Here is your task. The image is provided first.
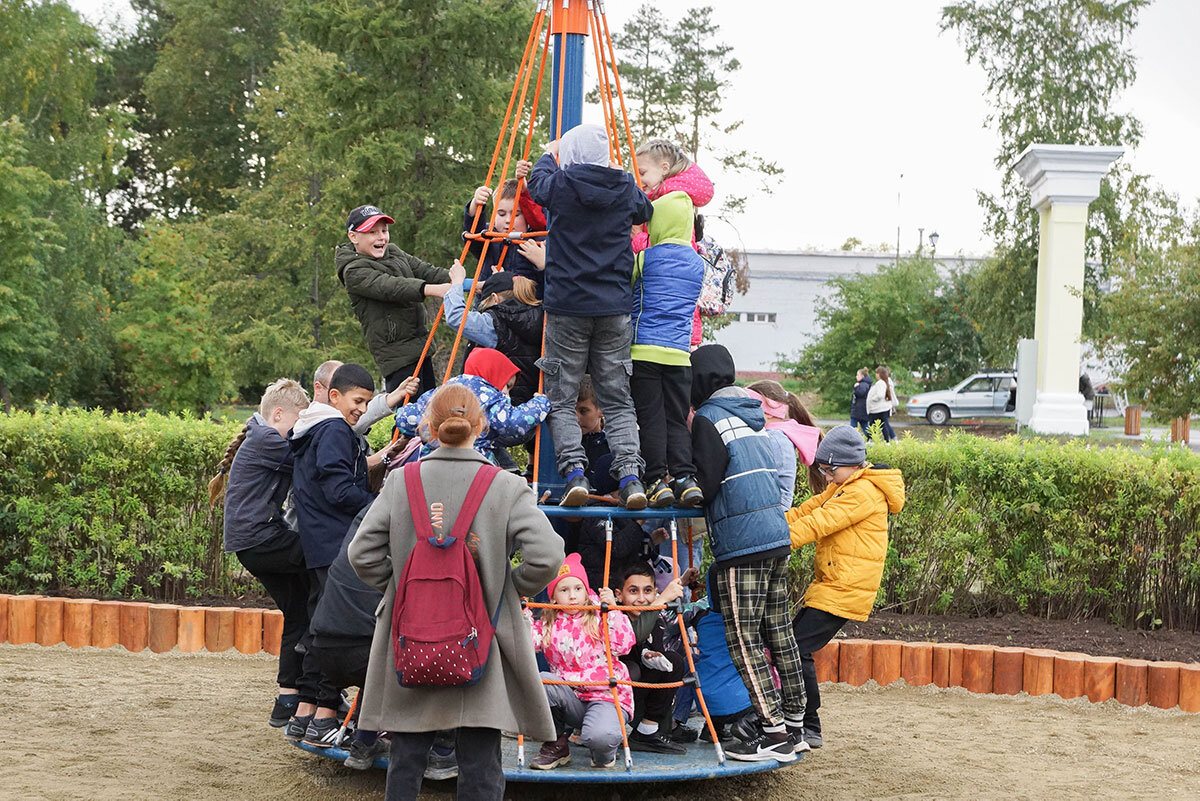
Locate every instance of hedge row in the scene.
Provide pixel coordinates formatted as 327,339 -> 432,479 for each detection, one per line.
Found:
2,410 -> 1199,627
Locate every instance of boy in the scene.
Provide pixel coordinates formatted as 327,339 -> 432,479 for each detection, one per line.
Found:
287,362 -> 379,745
690,344 -> 807,763
464,179 -> 547,294
336,204 -> 456,393
222,379 -> 325,730
785,425 -> 905,748
613,562 -> 693,754
522,124 -> 654,509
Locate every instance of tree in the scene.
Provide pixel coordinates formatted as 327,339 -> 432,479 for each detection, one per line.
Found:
941,0 -> 1146,363
609,5 -> 680,142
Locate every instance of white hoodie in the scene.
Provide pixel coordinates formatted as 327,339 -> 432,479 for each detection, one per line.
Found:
290,401 -> 349,438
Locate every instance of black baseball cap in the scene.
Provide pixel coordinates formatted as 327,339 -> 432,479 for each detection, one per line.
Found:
347,205 -> 395,233
480,271 -> 515,297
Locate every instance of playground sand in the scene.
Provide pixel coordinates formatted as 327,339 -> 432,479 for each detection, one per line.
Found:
2,645 -> 1197,800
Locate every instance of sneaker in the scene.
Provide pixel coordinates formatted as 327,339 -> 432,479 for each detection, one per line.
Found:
269,695 -> 299,728
670,476 -> 704,508
724,727 -> 798,764
802,729 -> 822,749
424,746 -> 458,780
559,470 -> 590,507
284,713 -> 313,742
344,737 -> 388,770
302,716 -> 343,749
784,725 -> 814,753
668,722 -> 699,743
629,728 -> 686,754
591,756 -> 617,768
531,733 -> 572,770
646,478 -> 676,509
618,477 -> 647,510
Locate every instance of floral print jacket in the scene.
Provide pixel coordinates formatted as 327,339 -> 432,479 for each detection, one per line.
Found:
528,598 -> 636,716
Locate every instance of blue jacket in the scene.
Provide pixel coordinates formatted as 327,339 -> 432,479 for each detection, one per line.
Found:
632,191 -> 703,366
851,377 -> 872,419
694,389 -> 791,564
394,374 -> 550,463
289,409 -> 376,569
525,153 -> 653,318
223,414 -> 294,553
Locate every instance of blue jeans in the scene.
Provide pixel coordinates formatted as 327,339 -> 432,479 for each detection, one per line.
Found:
539,313 -> 644,479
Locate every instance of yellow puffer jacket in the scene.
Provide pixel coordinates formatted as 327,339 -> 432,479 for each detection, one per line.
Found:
785,465 -> 905,621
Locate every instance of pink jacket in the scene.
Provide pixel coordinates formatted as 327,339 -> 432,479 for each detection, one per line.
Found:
529,598 -> 636,715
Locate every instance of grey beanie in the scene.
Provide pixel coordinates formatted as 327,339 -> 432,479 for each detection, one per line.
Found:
814,424 -> 867,467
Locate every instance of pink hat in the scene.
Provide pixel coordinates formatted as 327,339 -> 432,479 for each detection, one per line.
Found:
547,553 -> 592,598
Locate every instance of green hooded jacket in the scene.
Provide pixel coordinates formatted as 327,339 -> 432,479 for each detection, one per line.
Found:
336,242 -> 451,376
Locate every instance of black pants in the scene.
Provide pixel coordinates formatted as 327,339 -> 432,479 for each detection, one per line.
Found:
386,727 -> 502,801
630,361 -> 694,483
385,358 -> 437,395
626,650 -> 687,726
235,530 -> 324,704
791,606 -> 849,733
866,411 -> 894,442
301,566 -> 343,709
310,641 -> 371,691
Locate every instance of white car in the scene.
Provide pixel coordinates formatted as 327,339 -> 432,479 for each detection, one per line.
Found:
907,371 -> 1016,426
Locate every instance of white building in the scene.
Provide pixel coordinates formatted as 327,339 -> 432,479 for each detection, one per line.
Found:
712,249 -> 988,373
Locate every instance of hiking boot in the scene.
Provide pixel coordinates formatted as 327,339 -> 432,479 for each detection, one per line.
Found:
618,477 -> 648,510
668,722 -> 699,743
284,713 -> 313,742
629,728 -> 686,754
302,716 -> 343,749
646,478 -> 676,509
670,476 -> 704,508
531,733 -> 572,770
724,725 -> 798,763
424,744 -> 458,780
559,470 -> 590,507
344,737 -> 388,770
269,695 -> 299,728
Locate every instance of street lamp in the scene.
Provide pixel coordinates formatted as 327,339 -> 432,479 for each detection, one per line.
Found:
929,230 -> 939,259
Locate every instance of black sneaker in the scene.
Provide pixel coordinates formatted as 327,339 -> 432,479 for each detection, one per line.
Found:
424,746 -> 459,780
618,477 -> 648,510
344,737 -> 388,769
302,716 -> 343,749
724,727 -> 798,763
646,478 -> 675,508
269,695 -> 299,728
628,727 -> 686,754
671,476 -> 704,508
784,725 -> 815,753
284,713 -> 313,742
560,471 -> 590,507
668,722 -> 699,743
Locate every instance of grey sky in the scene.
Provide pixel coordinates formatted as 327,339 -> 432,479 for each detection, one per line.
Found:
72,0 -> 1200,257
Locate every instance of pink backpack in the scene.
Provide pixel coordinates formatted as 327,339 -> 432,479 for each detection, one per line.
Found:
391,461 -> 502,687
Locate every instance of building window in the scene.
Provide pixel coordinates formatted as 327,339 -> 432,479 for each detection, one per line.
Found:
739,312 -> 775,323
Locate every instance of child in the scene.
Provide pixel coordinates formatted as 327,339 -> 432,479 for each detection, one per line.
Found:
850,368 -> 872,435
690,344 -> 807,763
529,553 -> 636,770
336,204 -> 456,393
393,347 -> 549,464
865,366 -> 897,442
441,266 -> 544,406
219,379 -> 329,731
287,362 -> 379,743
522,123 -> 654,509
463,178 -> 547,294
746,379 -> 826,507
627,140 -> 706,509
785,425 -> 905,749
613,562 -> 693,754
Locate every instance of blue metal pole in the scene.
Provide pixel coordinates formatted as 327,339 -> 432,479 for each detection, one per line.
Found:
550,32 -> 586,137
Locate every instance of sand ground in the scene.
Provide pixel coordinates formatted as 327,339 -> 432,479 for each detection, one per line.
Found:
2,644 -> 1197,800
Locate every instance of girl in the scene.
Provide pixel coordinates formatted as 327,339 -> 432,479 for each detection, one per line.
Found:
865,366 -> 896,442
746,379 -> 827,506
628,139 -> 709,508
528,553 -> 636,770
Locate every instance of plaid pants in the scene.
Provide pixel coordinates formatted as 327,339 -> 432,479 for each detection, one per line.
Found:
714,555 -> 806,727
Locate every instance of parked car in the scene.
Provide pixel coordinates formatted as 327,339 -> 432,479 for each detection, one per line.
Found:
907,371 -> 1016,426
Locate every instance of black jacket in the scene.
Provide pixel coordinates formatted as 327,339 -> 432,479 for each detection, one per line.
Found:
289,416 -> 376,569
525,153 -> 653,317
851,377 -> 872,418
310,510 -> 381,648
461,203 -> 546,297
484,300 -> 544,405
223,414 -> 294,553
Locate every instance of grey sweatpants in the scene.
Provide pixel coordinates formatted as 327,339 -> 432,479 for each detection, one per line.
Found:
541,672 -> 624,765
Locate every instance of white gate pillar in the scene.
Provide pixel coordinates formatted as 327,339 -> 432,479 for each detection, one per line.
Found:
1012,144 -> 1123,436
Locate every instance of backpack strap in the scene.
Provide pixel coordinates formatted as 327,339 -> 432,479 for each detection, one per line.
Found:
404,462 -> 437,543
448,464 -> 501,542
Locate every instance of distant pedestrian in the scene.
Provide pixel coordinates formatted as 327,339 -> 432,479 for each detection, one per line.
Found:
865,367 -> 896,443
850,368 -> 871,436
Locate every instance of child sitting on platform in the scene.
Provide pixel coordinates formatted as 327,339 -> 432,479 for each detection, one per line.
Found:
528,553 -> 636,770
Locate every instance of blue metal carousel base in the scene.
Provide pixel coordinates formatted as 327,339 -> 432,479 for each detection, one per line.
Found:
293,735 -> 795,783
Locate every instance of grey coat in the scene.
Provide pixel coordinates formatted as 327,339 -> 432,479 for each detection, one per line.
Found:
348,446 -> 564,740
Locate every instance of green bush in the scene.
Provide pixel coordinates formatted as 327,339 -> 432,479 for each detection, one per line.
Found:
788,432 -> 1200,629
0,407 -> 243,601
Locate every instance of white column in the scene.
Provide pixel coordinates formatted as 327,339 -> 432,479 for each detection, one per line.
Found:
1012,144 -> 1123,436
